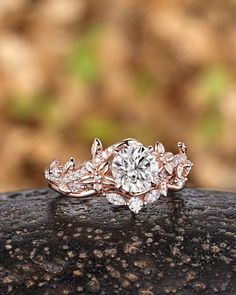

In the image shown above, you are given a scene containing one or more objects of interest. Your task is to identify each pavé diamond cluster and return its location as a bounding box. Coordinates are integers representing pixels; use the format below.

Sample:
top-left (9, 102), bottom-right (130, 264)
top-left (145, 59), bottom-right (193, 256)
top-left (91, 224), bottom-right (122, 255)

top-left (45, 138), bottom-right (193, 213)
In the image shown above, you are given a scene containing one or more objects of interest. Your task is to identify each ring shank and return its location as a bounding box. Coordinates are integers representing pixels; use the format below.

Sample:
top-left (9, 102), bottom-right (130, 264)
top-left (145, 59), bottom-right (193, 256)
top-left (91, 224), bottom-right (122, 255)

top-left (49, 183), bottom-right (97, 198)
top-left (49, 182), bottom-right (183, 198)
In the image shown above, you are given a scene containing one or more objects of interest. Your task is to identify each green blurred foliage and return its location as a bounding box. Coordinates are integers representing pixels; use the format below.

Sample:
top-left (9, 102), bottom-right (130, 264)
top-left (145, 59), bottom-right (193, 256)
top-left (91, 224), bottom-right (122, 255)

top-left (132, 70), bottom-right (157, 98)
top-left (67, 26), bottom-right (103, 82)
top-left (199, 65), bottom-right (232, 104)
top-left (6, 96), bottom-right (66, 129)
top-left (197, 111), bottom-right (223, 143)
top-left (0, 0), bottom-right (236, 190)
top-left (196, 65), bottom-right (231, 143)
top-left (79, 117), bottom-right (123, 144)
top-left (79, 116), bottom-right (158, 146)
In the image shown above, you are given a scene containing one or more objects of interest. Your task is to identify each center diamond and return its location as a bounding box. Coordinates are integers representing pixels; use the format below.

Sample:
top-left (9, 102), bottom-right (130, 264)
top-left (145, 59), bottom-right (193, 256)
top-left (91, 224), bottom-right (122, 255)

top-left (112, 143), bottom-right (158, 194)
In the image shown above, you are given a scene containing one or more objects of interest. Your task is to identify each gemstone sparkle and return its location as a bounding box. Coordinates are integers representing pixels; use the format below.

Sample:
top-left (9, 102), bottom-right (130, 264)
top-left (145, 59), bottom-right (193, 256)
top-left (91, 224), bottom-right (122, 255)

top-left (106, 193), bottom-right (126, 205)
top-left (112, 143), bottom-right (158, 194)
top-left (144, 189), bottom-right (161, 204)
top-left (128, 197), bottom-right (143, 214)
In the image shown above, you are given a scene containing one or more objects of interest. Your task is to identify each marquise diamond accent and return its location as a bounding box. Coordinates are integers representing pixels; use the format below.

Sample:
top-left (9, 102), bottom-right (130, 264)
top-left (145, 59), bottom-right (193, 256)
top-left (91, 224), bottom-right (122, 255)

top-left (144, 189), bottom-right (161, 204)
top-left (128, 197), bottom-right (143, 214)
top-left (106, 193), bottom-right (126, 205)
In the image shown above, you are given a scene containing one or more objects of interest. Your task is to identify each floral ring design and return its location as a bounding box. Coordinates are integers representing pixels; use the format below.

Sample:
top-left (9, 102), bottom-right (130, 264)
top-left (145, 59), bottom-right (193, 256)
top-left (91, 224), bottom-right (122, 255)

top-left (45, 138), bottom-right (193, 213)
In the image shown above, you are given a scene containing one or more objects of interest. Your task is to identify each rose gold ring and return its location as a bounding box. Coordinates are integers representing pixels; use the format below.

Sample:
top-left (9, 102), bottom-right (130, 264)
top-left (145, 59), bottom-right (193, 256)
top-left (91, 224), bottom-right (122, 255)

top-left (45, 138), bottom-right (193, 213)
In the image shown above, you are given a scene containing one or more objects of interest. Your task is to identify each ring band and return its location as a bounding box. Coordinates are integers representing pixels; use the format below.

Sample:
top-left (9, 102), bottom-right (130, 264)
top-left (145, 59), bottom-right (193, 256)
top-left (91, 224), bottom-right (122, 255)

top-left (45, 138), bottom-right (193, 213)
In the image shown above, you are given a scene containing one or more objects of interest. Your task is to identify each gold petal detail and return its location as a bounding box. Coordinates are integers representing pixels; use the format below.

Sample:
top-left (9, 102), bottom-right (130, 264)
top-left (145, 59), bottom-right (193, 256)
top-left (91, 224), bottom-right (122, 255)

top-left (155, 142), bottom-right (165, 154)
top-left (91, 138), bottom-right (103, 158)
top-left (86, 161), bottom-right (95, 173)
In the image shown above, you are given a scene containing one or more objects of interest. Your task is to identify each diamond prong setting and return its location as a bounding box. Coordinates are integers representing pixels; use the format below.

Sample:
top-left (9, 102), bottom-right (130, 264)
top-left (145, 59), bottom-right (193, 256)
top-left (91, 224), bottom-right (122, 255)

top-left (112, 143), bottom-right (158, 195)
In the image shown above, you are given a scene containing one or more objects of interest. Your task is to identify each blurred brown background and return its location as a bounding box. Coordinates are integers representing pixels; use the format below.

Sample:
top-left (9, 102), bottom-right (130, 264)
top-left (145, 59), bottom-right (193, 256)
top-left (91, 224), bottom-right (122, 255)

top-left (0, 0), bottom-right (235, 192)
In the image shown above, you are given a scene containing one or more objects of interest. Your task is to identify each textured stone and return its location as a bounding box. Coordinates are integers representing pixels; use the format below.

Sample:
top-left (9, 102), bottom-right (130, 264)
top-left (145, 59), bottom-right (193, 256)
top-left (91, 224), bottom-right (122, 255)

top-left (0, 188), bottom-right (235, 295)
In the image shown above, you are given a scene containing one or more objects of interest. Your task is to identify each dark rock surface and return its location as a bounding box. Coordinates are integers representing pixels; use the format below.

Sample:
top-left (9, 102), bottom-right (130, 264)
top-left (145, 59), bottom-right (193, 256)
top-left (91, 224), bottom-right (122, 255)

top-left (0, 188), bottom-right (235, 295)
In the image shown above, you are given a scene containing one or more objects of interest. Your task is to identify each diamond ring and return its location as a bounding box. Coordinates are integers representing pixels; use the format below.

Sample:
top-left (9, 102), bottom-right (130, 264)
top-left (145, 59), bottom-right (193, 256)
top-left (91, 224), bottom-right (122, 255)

top-left (45, 138), bottom-right (193, 213)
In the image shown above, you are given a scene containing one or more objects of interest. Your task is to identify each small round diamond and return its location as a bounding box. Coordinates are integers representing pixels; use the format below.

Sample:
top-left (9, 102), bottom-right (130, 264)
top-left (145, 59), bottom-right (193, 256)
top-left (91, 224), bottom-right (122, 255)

top-left (144, 189), bottom-right (161, 204)
top-left (128, 197), bottom-right (143, 214)
top-left (49, 167), bottom-right (62, 180)
top-left (68, 181), bottom-right (82, 193)
top-left (64, 171), bottom-right (77, 183)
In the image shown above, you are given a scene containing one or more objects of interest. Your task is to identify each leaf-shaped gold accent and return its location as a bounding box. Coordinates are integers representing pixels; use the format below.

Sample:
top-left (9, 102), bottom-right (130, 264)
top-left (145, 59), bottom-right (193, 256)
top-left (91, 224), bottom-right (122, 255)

top-left (164, 152), bottom-right (174, 162)
top-left (63, 157), bottom-right (75, 172)
top-left (86, 161), bottom-right (95, 173)
top-left (49, 159), bottom-right (59, 169)
top-left (155, 142), bottom-right (165, 154)
top-left (164, 162), bottom-right (174, 175)
top-left (91, 138), bottom-right (103, 158)
top-left (99, 162), bottom-right (110, 174)
top-left (102, 176), bottom-right (115, 185)
top-left (81, 176), bottom-right (94, 184)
